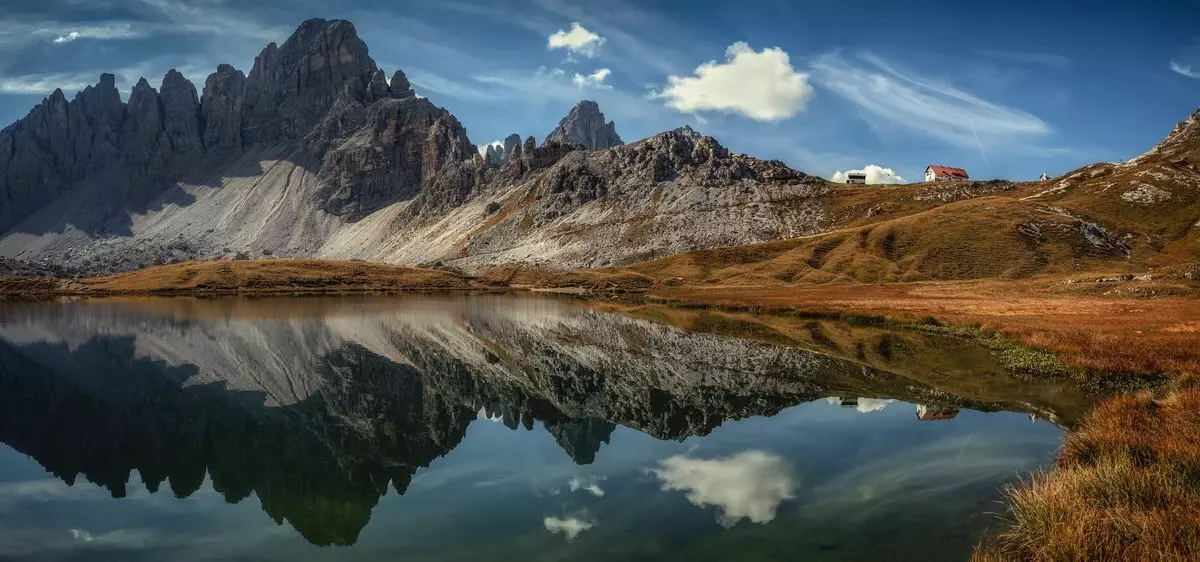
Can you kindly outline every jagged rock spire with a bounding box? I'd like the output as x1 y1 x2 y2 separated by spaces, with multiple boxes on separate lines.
544 100 622 150
200 64 246 151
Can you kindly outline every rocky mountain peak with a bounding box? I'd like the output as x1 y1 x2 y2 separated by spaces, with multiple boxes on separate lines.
544 100 623 150
389 70 414 99
241 18 380 145
502 133 522 160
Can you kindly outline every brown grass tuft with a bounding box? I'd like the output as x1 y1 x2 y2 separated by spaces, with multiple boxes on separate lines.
976 384 1200 561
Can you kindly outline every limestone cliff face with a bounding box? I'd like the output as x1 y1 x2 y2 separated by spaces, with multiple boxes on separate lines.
317 97 475 218
199 64 246 152
0 74 124 231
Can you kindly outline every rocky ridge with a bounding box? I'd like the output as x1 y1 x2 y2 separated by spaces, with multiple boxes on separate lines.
1 18 824 274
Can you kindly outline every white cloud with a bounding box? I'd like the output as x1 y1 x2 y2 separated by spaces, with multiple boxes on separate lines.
568 476 605 497
810 52 1050 148
831 165 906 185
651 450 796 527
1170 61 1200 79
854 398 896 413
548 22 606 58
651 42 813 122
572 68 612 89
544 516 595 540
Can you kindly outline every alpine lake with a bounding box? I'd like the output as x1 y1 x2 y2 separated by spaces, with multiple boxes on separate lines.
0 294 1095 561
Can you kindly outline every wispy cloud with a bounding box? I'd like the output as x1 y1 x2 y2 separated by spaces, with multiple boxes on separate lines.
811 52 1050 149
0 59 215 98
1170 61 1200 79
572 68 612 89
976 49 1073 67
132 0 287 41
568 476 606 497
50 22 143 44
406 67 500 101
0 72 96 94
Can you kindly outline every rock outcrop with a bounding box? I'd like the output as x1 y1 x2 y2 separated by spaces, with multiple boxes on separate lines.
388 69 414 99
544 100 623 150
159 70 204 155
199 64 246 151
317 97 474 218
502 133 522 161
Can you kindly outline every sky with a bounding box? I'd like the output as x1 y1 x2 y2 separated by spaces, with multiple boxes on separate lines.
0 0 1197 183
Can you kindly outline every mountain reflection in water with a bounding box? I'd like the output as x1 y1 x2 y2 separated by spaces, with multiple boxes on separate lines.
0 295 1088 561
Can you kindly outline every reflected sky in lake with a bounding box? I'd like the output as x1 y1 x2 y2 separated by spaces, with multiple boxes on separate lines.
0 295 1074 561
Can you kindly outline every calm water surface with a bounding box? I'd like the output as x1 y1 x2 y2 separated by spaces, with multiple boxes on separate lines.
0 295 1089 561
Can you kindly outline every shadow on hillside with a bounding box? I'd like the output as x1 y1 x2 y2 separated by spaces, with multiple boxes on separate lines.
3 144 318 238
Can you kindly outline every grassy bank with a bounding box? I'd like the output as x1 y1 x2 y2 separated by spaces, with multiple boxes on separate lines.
975 380 1200 561
0 259 477 297
632 282 1200 383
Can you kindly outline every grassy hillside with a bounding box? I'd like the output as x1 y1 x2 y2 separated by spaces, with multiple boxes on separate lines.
540 110 1200 288
616 195 1141 285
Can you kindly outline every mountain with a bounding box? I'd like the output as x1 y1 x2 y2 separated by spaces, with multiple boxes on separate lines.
0 19 830 276
0 18 1194 282
543 100 623 149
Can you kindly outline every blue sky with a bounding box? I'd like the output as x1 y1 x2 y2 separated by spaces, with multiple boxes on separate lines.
0 0 1197 183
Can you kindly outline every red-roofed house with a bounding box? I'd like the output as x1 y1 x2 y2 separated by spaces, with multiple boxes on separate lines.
925 165 969 182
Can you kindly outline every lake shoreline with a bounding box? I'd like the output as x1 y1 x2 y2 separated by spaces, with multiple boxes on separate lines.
4 266 1198 557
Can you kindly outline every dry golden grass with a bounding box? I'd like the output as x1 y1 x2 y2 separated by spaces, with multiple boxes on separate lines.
640 281 1200 378
1 259 474 296
976 381 1200 561
478 264 655 291
615 196 1147 286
